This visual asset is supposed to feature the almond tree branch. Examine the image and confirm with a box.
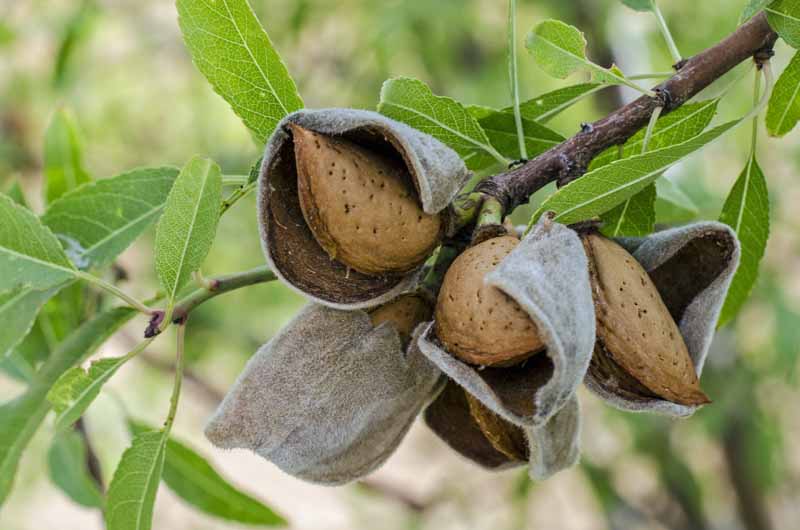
[470,13,777,216]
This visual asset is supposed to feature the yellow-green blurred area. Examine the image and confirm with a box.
[2,0,799,529]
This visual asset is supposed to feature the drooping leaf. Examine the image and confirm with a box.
[620,0,654,11]
[590,100,719,170]
[42,167,179,270]
[654,178,699,223]
[0,193,76,292]
[176,0,304,144]
[48,429,104,508]
[0,284,62,359]
[718,156,770,326]
[378,77,507,169]
[766,51,800,137]
[105,430,168,530]
[766,0,800,49]
[532,119,741,225]
[514,83,602,123]
[154,157,222,304]
[130,421,286,526]
[600,185,657,237]
[742,0,775,23]
[48,356,132,431]
[525,20,635,87]
[0,306,137,507]
[476,111,564,161]
[43,107,90,204]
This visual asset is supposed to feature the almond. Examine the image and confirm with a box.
[465,392,528,462]
[435,236,545,366]
[369,294,433,346]
[582,234,710,406]
[291,124,442,276]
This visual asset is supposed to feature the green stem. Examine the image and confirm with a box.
[220,181,256,215]
[163,323,185,431]
[221,175,249,186]
[508,0,527,160]
[750,65,762,156]
[628,72,674,80]
[641,105,664,154]
[170,265,277,322]
[75,271,153,314]
[652,2,682,64]
[476,197,503,228]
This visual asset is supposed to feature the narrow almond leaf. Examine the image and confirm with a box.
[176,0,304,143]
[620,0,654,11]
[590,100,719,170]
[766,51,800,137]
[0,284,62,359]
[0,306,137,507]
[43,107,90,204]
[525,20,635,87]
[42,167,179,270]
[655,178,699,223]
[601,185,657,237]
[48,356,131,431]
[154,157,222,304]
[48,429,104,508]
[105,430,168,530]
[0,193,77,292]
[130,421,286,526]
[718,156,770,326]
[475,111,564,161]
[378,77,507,169]
[533,119,741,226]
[513,83,602,123]
[742,0,775,23]
[766,0,800,49]
[2,323,51,382]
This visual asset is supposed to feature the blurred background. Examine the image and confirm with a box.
[1,0,799,529]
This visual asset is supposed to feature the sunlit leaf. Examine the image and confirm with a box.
[48,429,104,508]
[130,421,286,526]
[43,107,90,204]
[766,51,800,137]
[718,156,770,326]
[0,193,76,292]
[43,167,179,270]
[766,0,800,49]
[741,0,775,23]
[514,83,602,123]
[0,306,137,507]
[532,119,740,225]
[154,157,222,304]
[106,430,168,530]
[378,76,507,169]
[176,0,304,143]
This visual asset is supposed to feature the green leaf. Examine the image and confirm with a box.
[42,167,180,270]
[533,119,741,225]
[0,284,62,359]
[48,356,131,431]
[2,323,51,382]
[476,111,564,161]
[514,83,602,123]
[600,185,657,237]
[718,156,770,326]
[0,306,137,507]
[590,100,719,170]
[0,193,77,292]
[106,430,168,530]
[53,0,99,89]
[525,20,637,88]
[654,178,699,223]
[176,0,304,144]
[130,421,286,526]
[742,0,775,23]
[155,157,222,304]
[766,51,800,137]
[378,77,507,169]
[247,156,263,185]
[48,429,104,508]
[6,182,28,207]
[43,107,90,204]
[620,0,654,11]
[766,0,800,49]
